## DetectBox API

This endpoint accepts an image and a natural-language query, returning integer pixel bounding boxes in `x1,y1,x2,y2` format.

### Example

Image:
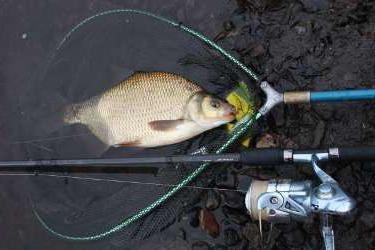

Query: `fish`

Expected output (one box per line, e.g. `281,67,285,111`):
63,71,236,148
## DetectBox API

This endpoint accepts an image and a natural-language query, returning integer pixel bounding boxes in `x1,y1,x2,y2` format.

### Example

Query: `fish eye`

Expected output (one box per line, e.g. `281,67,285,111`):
210,99,221,109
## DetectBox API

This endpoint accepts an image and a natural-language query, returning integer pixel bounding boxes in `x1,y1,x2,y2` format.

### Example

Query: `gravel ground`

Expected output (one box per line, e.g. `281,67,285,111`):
185,1,375,249
0,0,374,249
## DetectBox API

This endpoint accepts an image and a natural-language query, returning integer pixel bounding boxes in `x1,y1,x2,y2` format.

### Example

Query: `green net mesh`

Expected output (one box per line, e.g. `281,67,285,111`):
16,10,260,247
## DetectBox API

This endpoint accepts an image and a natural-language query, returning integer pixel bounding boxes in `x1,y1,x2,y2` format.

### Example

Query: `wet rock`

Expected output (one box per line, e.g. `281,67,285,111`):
189,207,201,228
295,25,307,35
215,171,237,189
222,206,249,225
242,223,261,247
283,228,305,247
224,228,240,246
367,109,375,126
276,223,298,233
256,133,279,148
362,200,373,211
341,212,357,226
304,234,321,250
222,191,246,210
250,44,266,58
205,190,221,210
213,244,227,250
192,241,211,250
312,120,326,147
177,228,186,240
361,162,375,172
314,104,334,120
359,209,375,229
341,225,359,242
199,208,220,238
301,0,329,12
271,105,285,127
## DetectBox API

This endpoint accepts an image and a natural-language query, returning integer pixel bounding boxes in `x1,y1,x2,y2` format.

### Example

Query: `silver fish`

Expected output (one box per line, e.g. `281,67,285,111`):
64,72,235,148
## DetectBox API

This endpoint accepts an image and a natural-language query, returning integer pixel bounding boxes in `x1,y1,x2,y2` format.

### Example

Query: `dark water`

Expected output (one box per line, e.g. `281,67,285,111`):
0,1,239,249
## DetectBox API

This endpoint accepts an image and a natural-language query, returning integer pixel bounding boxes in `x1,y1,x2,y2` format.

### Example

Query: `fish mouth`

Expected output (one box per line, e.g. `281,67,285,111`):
223,113,236,122
223,105,236,121
222,112,236,122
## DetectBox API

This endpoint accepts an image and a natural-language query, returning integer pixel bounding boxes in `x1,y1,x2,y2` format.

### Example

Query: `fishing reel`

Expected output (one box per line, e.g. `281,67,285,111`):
244,153,356,250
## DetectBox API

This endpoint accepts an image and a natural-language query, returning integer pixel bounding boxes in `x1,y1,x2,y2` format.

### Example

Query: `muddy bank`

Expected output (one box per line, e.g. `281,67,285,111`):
183,1,375,249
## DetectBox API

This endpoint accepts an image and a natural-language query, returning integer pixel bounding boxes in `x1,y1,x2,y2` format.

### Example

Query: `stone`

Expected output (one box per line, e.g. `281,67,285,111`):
177,228,186,240
241,223,261,248
189,207,201,228
205,190,221,210
222,191,246,210
222,206,249,225
312,120,326,147
224,228,240,246
215,171,237,189
192,241,211,250
359,209,375,229
213,244,227,250
199,208,220,238
256,133,279,148
283,228,305,247
250,44,266,57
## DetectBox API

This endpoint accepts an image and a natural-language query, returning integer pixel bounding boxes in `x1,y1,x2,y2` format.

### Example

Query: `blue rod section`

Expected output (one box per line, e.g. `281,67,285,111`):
311,89,375,102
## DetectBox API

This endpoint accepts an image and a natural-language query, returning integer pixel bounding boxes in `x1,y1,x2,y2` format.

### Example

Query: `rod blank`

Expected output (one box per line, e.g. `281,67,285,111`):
0,147,373,170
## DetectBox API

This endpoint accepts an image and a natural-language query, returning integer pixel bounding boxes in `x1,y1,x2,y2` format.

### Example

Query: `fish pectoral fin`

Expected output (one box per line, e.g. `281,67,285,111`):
113,140,142,147
148,119,186,131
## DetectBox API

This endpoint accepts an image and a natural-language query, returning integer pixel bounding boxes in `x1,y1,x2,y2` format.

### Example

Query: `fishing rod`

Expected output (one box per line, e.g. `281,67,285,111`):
1,146,374,170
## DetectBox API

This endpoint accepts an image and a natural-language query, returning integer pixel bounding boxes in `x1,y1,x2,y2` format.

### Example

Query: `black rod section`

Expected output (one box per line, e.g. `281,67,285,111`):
337,147,375,161
0,153,241,168
0,147,373,169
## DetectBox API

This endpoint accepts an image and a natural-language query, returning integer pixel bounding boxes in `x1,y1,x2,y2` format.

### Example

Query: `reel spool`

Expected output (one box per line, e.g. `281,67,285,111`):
245,179,312,223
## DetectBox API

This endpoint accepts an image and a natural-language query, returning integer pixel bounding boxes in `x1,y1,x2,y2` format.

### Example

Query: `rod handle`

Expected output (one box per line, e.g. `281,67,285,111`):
240,149,284,165
338,147,375,161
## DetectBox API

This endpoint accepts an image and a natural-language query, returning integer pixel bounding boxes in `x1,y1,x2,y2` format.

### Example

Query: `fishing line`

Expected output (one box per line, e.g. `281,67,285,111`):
0,172,246,193
10,133,93,145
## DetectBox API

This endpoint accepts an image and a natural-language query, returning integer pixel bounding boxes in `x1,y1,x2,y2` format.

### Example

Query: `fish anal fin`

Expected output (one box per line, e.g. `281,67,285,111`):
113,140,141,148
148,119,186,131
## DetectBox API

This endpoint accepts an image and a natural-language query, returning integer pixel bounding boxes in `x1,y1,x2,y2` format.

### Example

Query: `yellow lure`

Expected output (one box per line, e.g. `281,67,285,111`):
225,82,257,147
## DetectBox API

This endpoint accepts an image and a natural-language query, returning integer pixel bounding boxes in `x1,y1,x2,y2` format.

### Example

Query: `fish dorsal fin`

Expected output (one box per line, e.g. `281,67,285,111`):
148,119,186,131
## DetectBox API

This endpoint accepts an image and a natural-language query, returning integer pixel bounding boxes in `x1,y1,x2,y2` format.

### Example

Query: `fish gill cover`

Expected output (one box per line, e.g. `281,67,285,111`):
16,9,259,248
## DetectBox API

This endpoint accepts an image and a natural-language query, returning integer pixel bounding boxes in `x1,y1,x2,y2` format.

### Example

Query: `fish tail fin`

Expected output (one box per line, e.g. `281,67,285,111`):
63,103,81,124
